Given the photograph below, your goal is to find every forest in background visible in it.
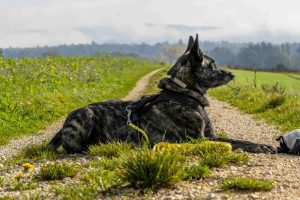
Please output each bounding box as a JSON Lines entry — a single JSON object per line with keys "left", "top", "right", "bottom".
{"left": 1, "top": 40, "right": 300, "bottom": 71}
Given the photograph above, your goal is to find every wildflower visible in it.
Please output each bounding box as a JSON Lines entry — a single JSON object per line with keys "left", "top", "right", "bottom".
{"left": 15, "top": 173, "right": 24, "bottom": 180}
{"left": 22, "top": 163, "right": 34, "bottom": 172}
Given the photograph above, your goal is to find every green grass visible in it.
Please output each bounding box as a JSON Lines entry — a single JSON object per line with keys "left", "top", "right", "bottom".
{"left": 119, "top": 148, "right": 184, "bottom": 190}
{"left": 88, "top": 141, "right": 135, "bottom": 158}
{"left": 142, "top": 68, "right": 168, "bottom": 95}
{"left": 0, "top": 55, "right": 163, "bottom": 145}
{"left": 209, "top": 68, "right": 300, "bottom": 132}
{"left": 9, "top": 180, "right": 37, "bottom": 192}
{"left": 222, "top": 176, "right": 274, "bottom": 191}
{"left": 36, "top": 163, "right": 78, "bottom": 181}
{"left": 183, "top": 165, "right": 210, "bottom": 180}
{"left": 8, "top": 142, "right": 57, "bottom": 165}
{"left": 228, "top": 69, "right": 300, "bottom": 93}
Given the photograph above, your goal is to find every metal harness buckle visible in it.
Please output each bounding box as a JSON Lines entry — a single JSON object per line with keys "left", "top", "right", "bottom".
{"left": 126, "top": 105, "right": 132, "bottom": 125}
{"left": 125, "top": 104, "right": 149, "bottom": 145}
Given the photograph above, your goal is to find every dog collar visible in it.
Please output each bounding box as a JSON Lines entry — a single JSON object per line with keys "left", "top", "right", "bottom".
{"left": 172, "top": 77, "right": 187, "bottom": 89}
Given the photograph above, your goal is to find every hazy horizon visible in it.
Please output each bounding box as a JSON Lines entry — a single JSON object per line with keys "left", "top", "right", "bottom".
{"left": 1, "top": 0, "right": 300, "bottom": 48}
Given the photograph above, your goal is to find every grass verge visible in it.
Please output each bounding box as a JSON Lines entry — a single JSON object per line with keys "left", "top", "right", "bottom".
{"left": 0, "top": 55, "right": 164, "bottom": 145}
{"left": 222, "top": 176, "right": 274, "bottom": 191}
{"left": 209, "top": 69, "right": 300, "bottom": 132}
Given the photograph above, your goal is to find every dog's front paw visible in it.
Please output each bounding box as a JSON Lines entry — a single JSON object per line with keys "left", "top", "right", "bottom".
{"left": 245, "top": 144, "right": 277, "bottom": 154}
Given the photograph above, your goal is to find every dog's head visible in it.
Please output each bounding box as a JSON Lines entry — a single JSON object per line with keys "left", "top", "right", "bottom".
{"left": 168, "top": 34, "right": 234, "bottom": 92}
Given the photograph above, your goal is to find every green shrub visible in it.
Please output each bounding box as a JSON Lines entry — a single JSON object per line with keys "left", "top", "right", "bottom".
{"left": 263, "top": 95, "right": 286, "bottom": 110}
{"left": 119, "top": 148, "right": 184, "bottom": 189}
{"left": 222, "top": 176, "right": 274, "bottom": 191}
{"left": 36, "top": 163, "right": 78, "bottom": 181}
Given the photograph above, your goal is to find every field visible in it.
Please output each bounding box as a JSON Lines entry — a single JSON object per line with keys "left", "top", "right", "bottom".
{"left": 228, "top": 69, "right": 300, "bottom": 93}
{"left": 0, "top": 56, "right": 162, "bottom": 145}
{"left": 209, "top": 68, "right": 300, "bottom": 132}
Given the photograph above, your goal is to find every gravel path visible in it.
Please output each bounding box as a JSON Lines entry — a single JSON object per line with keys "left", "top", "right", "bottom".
{"left": 0, "top": 69, "right": 162, "bottom": 161}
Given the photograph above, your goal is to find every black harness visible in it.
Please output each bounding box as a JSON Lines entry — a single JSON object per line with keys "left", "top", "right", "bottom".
{"left": 126, "top": 90, "right": 205, "bottom": 124}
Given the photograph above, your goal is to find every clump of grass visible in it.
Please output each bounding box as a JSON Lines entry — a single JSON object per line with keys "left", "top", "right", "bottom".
{"left": 88, "top": 141, "right": 135, "bottom": 158}
{"left": 222, "top": 176, "right": 274, "bottom": 191}
{"left": 261, "top": 82, "right": 285, "bottom": 95}
{"left": 9, "top": 142, "right": 56, "bottom": 165}
{"left": 9, "top": 180, "right": 37, "bottom": 191}
{"left": 0, "top": 177, "right": 4, "bottom": 185}
{"left": 217, "top": 132, "right": 229, "bottom": 139}
{"left": 119, "top": 148, "right": 184, "bottom": 190}
{"left": 200, "top": 152, "right": 249, "bottom": 168}
{"left": 55, "top": 158, "right": 121, "bottom": 199}
{"left": 263, "top": 95, "right": 286, "bottom": 110}
{"left": 36, "top": 163, "right": 78, "bottom": 181}
{"left": 183, "top": 165, "right": 210, "bottom": 180}
{"left": 153, "top": 141, "right": 232, "bottom": 156}
{"left": 54, "top": 184, "right": 97, "bottom": 200}
{"left": 154, "top": 141, "right": 249, "bottom": 168}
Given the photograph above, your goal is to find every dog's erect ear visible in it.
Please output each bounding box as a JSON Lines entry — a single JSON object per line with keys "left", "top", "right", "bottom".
{"left": 189, "top": 34, "right": 202, "bottom": 62}
{"left": 184, "top": 35, "right": 194, "bottom": 53}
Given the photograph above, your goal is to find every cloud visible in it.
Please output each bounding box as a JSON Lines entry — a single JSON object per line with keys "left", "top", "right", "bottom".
{"left": 0, "top": 0, "right": 300, "bottom": 47}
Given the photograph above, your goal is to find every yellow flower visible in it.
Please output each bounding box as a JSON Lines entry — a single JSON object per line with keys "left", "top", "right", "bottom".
{"left": 15, "top": 173, "right": 24, "bottom": 180}
{"left": 22, "top": 163, "right": 34, "bottom": 171}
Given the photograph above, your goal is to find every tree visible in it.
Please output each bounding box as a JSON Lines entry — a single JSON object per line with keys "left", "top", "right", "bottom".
{"left": 0, "top": 48, "right": 3, "bottom": 57}
{"left": 209, "top": 47, "right": 235, "bottom": 66}
{"left": 156, "top": 44, "right": 186, "bottom": 63}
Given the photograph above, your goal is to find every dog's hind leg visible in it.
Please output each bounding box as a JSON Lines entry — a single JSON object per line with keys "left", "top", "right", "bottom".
{"left": 209, "top": 137, "right": 277, "bottom": 154}
{"left": 48, "top": 129, "right": 63, "bottom": 151}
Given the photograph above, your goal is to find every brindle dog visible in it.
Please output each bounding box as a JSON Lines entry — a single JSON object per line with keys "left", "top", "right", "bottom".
{"left": 48, "top": 34, "right": 276, "bottom": 154}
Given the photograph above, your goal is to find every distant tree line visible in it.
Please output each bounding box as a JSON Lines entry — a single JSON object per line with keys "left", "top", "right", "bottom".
{"left": 2, "top": 42, "right": 162, "bottom": 60}
{"left": 2, "top": 40, "right": 300, "bottom": 71}
{"left": 161, "top": 41, "right": 300, "bottom": 71}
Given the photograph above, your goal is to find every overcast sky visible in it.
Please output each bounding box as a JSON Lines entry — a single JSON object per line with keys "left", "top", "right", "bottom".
{"left": 0, "top": 0, "right": 300, "bottom": 48}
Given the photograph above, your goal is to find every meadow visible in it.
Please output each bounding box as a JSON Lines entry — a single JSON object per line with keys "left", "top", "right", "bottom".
{"left": 228, "top": 69, "right": 300, "bottom": 93}
{"left": 209, "top": 68, "right": 300, "bottom": 132}
{"left": 0, "top": 56, "right": 162, "bottom": 145}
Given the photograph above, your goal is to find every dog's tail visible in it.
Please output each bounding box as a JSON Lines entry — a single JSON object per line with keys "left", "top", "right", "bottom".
{"left": 209, "top": 137, "right": 277, "bottom": 154}
{"left": 48, "top": 129, "right": 63, "bottom": 151}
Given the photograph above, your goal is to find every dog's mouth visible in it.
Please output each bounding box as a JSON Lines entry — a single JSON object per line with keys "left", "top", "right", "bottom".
{"left": 228, "top": 73, "right": 235, "bottom": 81}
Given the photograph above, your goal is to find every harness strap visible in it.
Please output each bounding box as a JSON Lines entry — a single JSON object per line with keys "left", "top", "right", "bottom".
{"left": 128, "top": 122, "right": 149, "bottom": 144}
